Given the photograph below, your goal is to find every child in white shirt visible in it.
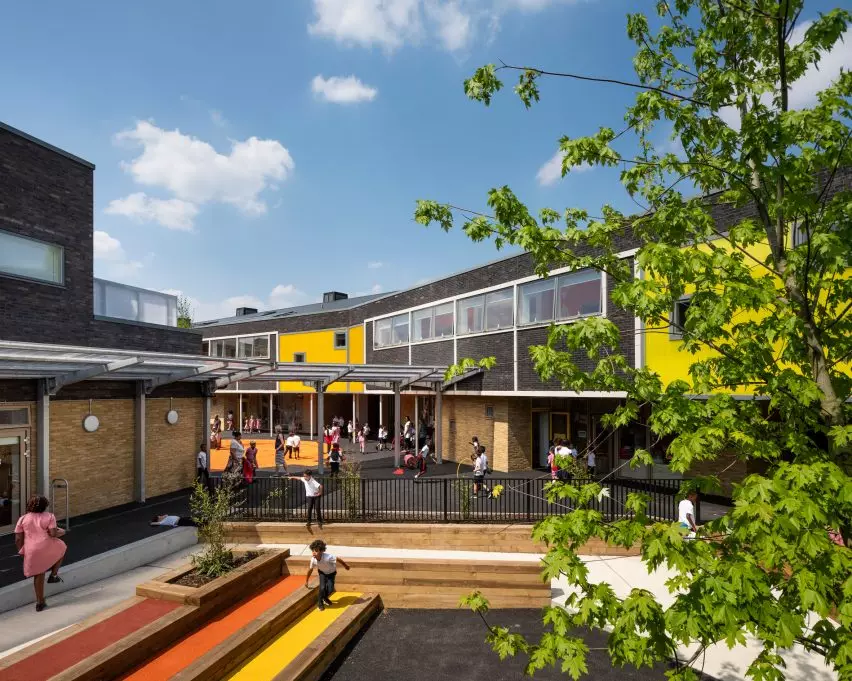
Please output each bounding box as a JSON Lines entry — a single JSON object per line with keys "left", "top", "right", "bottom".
{"left": 305, "top": 539, "right": 350, "bottom": 610}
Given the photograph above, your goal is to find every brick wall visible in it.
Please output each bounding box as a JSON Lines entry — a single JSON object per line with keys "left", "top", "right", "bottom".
{"left": 410, "top": 340, "right": 453, "bottom": 366}
{"left": 442, "top": 396, "right": 496, "bottom": 466}
{"left": 145, "top": 398, "right": 203, "bottom": 499}
{"left": 507, "top": 398, "right": 533, "bottom": 471}
{"left": 49, "top": 399, "right": 135, "bottom": 518}
{"left": 90, "top": 319, "right": 202, "bottom": 354}
{"left": 457, "top": 332, "right": 514, "bottom": 391}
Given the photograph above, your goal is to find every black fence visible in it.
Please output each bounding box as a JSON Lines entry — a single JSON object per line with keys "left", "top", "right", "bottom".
{"left": 211, "top": 475, "right": 687, "bottom": 524}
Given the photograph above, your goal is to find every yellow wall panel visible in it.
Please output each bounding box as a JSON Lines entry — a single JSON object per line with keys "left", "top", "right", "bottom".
{"left": 276, "top": 327, "right": 365, "bottom": 394}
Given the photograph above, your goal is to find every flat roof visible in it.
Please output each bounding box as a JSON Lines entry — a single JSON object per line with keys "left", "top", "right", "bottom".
{"left": 0, "top": 121, "right": 95, "bottom": 170}
{"left": 0, "top": 340, "right": 451, "bottom": 392}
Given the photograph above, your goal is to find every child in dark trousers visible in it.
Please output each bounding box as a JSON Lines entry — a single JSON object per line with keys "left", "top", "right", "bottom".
{"left": 305, "top": 539, "right": 350, "bottom": 610}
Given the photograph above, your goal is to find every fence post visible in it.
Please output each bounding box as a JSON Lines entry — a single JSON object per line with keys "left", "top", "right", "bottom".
{"left": 361, "top": 477, "right": 366, "bottom": 521}
{"left": 443, "top": 478, "right": 448, "bottom": 522}
{"left": 526, "top": 481, "right": 532, "bottom": 522}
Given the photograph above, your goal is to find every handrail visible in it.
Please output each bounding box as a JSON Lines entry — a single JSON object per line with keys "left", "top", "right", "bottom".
{"left": 50, "top": 478, "right": 70, "bottom": 532}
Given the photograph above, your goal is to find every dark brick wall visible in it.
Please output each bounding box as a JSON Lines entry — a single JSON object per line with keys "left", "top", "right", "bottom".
{"left": 0, "top": 126, "right": 94, "bottom": 345}
{"left": 0, "top": 126, "right": 203, "bottom": 355}
{"left": 90, "top": 319, "right": 202, "bottom": 355}
{"left": 457, "top": 332, "right": 514, "bottom": 391}
{"left": 0, "top": 380, "right": 37, "bottom": 402}
{"left": 411, "top": 341, "right": 453, "bottom": 366}
{"left": 372, "top": 345, "right": 409, "bottom": 365}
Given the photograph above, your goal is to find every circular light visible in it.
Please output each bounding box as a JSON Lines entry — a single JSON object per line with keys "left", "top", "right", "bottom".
{"left": 166, "top": 409, "right": 179, "bottom": 425}
{"left": 82, "top": 414, "right": 100, "bottom": 433}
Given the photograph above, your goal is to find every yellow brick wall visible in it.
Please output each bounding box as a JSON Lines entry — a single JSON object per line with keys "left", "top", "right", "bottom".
{"left": 507, "top": 398, "right": 533, "bottom": 471}
{"left": 441, "top": 396, "right": 497, "bottom": 467}
{"left": 145, "top": 398, "right": 203, "bottom": 499}
{"left": 50, "top": 399, "right": 135, "bottom": 518}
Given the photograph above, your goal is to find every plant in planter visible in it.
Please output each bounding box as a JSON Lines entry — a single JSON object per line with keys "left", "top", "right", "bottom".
{"left": 190, "top": 477, "right": 243, "bottom": 578}
{"left": 341, "top": 459, "right": 362, "bottom": 520}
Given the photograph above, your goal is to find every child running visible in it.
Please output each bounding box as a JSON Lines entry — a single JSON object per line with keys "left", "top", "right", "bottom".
{"left": 358, "top": 428, "right": 366, "bottom": 454}
{"left": 305, "top": 539, "right": 350, "bottom": 610}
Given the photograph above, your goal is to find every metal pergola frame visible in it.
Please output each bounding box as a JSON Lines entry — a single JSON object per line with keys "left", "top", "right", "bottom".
{"left": 0, "top": 341, "right": 459, "bottom": 483}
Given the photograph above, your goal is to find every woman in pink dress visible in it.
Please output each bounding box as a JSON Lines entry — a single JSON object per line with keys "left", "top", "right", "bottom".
{"left": 243, "top": 441, "right": 258, "bottom": 484}
{"left": 14, "top": 495, "right": 67, "bottom": 612}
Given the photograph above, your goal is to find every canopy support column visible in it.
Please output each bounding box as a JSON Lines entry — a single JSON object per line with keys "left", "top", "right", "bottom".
{"left": 269, "top": 394, "right": 273, "bottom": 436}
{"left": 414, "top": 395, "right": 419, "bottom": 453}
{"left": 310, "top": 393, "right": 314, "bottom": 440}
{"left": 393, "top": 382, "right": 401, "bottom": 468}
{"left": 435, "top": 383, "right": 443, "bottom": 464}
{"left": 316, "top": 382, "right": 325, "bottom": 474}
{"left": 135, "top": 381, "right": 146, "bottom": 503}
{"left": 36, "top": 379, "right": 50, "bottom": 496}
{"left": 202, "top": 385, "right": 212, "bottom": 471}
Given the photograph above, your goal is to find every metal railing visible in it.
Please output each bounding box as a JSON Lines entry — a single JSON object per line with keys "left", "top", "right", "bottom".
{"left": 211, "top": 475, "right": 686, "bottom": 524}
{"left": 50, "top": 478, "right": 70, "bottom": 531}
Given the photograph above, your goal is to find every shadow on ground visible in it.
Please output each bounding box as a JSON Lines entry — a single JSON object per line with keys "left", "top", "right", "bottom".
{"left": 322, "top": 609, "right": 715, "bottom": 681}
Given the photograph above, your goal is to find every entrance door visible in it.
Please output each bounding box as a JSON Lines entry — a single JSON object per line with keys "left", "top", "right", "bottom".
{"left": 0, "top": 431, "right": 26, "bottom": 535}
{"left": 532, "top": 412, "right": 550, "bottom": 467}
{"left": 550, "top": 412, "right": 569, "bottom": 444}
{"left": 591, "top": 415, "right": 613, "bottom": 476}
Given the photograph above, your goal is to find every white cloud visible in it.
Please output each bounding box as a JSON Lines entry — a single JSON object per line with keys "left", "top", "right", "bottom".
{"left": 311, "top": 75, "right": 378, "bottom": 103}
{"left": 307, "top": 0, "right": 575, "bottom": 52}
{"left": 309, "top": 0, "right": 422, "bottom": 50}
{"left": 371, "top": 283, "right": 383, "bottom": 294}
{"left": 177, "top": 284, "right": 313, "bottom": 322}
{"left": 109, "top": 121, "right": 294, "bottom": 229}
{"left": 93, "top": 230, "right": 125, "bottom": 260}
{"left": 426, "top": 1, "right": 472, "bottom": 51}
{"left": 719, "top": 23, "right": 851, "bottom": 129}
{"left": 788, "top": 22, "right": 851, "bottom": 110}
{"left": 367, "top": 261, "right": 384, "bottom": 269}
{"left": 105, "top": 192, "right": 198, "bottom": 231}
{"left": 92, "top": 230, "right": 144, "bottom": 281}
{"left": 536, "top": 150, "right": 591, "bottom": 186}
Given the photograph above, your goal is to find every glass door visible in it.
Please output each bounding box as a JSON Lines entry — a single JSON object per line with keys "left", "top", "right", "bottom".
{"left": 550, "top": 412, "right": 569, "bottom": 444}
{"left": 0, "top": 431, "right": 26, "bottom": 535}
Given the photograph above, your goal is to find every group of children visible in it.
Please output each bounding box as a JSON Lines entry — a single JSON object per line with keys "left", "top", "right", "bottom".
{"left": 274, "top": 427, "right": 302, "bottom": 475}
{"left": 547, "top": 438, "right": 597, "bottom": 480}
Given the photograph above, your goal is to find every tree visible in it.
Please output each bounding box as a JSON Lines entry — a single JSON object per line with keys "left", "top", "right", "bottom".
{"left": 177, "top": 295, "right": 194, "bottom": 329}
{"left": 416, "top": 1, "right": 851, "bottom": 678}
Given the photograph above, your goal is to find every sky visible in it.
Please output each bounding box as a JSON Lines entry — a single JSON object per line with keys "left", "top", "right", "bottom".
{"left": 1, "top": 0, "right": 848, "bottom": 322}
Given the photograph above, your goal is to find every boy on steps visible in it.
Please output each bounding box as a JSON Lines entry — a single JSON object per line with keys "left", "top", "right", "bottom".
{"left": 305, "top": 539, "right": 351, "bottom": 610}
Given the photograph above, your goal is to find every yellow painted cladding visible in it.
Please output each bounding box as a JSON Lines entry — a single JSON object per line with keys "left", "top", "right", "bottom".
{"left": 645, "top": 238, "right": 850, "bottom": 393}
{"left": 277, "top": 326, "right": 364, "bottom": 393}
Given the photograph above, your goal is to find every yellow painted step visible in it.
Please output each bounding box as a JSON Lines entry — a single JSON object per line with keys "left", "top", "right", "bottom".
{"left": 227, "top": 592, "right": 361, "bottom": 681}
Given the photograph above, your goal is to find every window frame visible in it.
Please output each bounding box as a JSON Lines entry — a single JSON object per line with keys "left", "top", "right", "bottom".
{"left": 391, "top": 313, "right": 410, "bottom": 345}
{"left": 484, "top": 288, "right": 514, "bottom": 331}
{"left": 0, "top": 229, "right": 64, "bottom": 286}
{"left": 457, "top": 295, "right": 485, "bottom": 335}
{"left": 412, "top": 308, "right": 434, "bottom": 342}
{"left": 433, "top": 302, "right": 454, "bottom": 338}
{"left": 293, "top": 352, "right": 306, "bottom": 363}
{"left": 334, "top": 330, "right": 348, "bottom": 349}
{"left": 517, "top": 278, "right": 556, "bottom": 326}
{"left": 374, "top": 318, "right": 393, "bottom": 348}
{"left": 556, "top": 270, "right": 602, "bottom": 321}
{"left": 669, "top": 296, "right": 692, "bottom": 340}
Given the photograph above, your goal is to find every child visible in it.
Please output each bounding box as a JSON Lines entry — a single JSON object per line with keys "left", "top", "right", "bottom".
{"left": 328, "top": 442, "right": 344, "bottom": 476}
{"left": 291, "top": 431, "right": 301, "bottom": 459}
{"left": 305, "top": 539, "right": 350, "bottom": 611}
{"left": 377, "top": 425, "right": 387, "bottom": 451}
{"left": 415, "top": 439, "right": 430, "bottom": 480}
{"left": 358, "top": 428, "right": 366, "bottom": 454}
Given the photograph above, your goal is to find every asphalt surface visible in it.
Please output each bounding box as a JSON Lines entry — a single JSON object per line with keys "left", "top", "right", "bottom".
{"left": 323, "top": 609, "right": 709, "bottom": 681}
{"left": 0, "top": 490, "right": 190, "bottom": 588}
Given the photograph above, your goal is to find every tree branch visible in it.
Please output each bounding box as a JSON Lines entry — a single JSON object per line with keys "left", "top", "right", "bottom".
{"left": 495, "top": 61, "right": 710, "bottom": 107}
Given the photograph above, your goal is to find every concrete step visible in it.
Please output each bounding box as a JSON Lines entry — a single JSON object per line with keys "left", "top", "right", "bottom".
{"left": 0, "top": 527, "right": 197, "bottom": 614}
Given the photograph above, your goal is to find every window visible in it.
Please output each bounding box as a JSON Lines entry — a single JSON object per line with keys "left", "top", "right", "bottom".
{"left": 238, "top": 336, "right": 254, "bottom": 358}
{"left": 485, "top": 288, "right": 513, "bottom": 330}
{"left": 670, "top": 296, "right": 692, "bottom": 340}
{"left": 293, "top": 352, "right": 306, "bottom": 362}
{"left": 518, "top": 279, "right": 556, "bottom": 325}
{"left": 457, "top": 295, "right": 485, "bottom": 334}
{"left": 392, "top": 314, "right": 409, "bottom": 344}
{"left": 485, "top": 405, "right": 494, "bottom": 419}
{"left": 202, "top": 341, "right": 209, "bottom": 356}
{"left": 253, "top": 335, "right": 269, "bottom": 358}
{"left": 413, "top": 308, "right": 433, "bottom": 342}
{"left": 222, "top": 338, "right": 237, "bottom": 358}
{"left": 0, "top": 229, "right": 63, "bottom": 285}
{"left": 0, "top": 408, "right": 29, "bottom": 426}
{"left": 334, "top": 331, "right": 347, "bottom": 349}
{"left": 557, "top": 270, "right": 601, "bottom": 319}
{"left": 434, "top": 303, "right": 454, "bottom": 337}
{"left": 375, "top": 318, "right": 393, "bottom": 348}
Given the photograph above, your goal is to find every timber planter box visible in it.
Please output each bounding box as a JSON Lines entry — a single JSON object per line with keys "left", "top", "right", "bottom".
{"left": 136, "top": 548, "right": 289, "bottom": 608}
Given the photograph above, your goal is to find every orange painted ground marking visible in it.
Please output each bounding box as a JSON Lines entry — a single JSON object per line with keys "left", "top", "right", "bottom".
{"left": 121, "top": 575, "right": 303, "bottom": 681}
{"left": 209, "top": 439, "right": 319, "bottom": 471}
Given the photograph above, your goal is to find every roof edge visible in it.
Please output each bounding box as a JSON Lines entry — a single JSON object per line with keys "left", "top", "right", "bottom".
{"left": 0, "top": 121, "right": 96, "bottom": 170}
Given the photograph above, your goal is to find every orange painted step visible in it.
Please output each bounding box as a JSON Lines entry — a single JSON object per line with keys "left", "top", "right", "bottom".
{"left": 4, "top": 598, "right": 180, "bottom": 681}
{"left": 121, "top": 575, "right": 303, "bottom": 681}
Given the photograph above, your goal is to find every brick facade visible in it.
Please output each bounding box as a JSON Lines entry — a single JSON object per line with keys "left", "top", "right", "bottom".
{"left": 145, "top": 398, "right": 203, "bottom": 499}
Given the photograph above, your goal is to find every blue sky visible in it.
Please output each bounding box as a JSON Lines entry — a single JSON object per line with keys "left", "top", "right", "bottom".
{"left": 1, "top": 1, "right": 847, "bottom": 321}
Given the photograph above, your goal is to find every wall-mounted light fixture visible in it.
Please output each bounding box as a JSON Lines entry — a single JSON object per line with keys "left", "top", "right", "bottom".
{"left": 82, "top": 400, "right": 100, "bottom": 433}
{"left": 166, "top": 397, "right": 179, "bottom": 425}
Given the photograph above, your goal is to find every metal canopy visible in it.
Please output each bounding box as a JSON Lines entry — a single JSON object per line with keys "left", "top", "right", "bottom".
{"left": 0, "top": 341, "right": 451, "bottom": 392}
